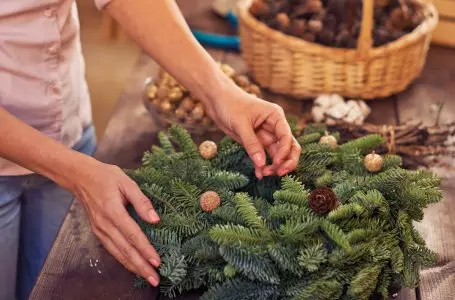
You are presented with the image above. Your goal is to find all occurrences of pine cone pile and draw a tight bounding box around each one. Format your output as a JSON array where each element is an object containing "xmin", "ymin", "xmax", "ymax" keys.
[
  {"xmin": 249, "ymin": 0, "xmax": 425, "ymax": 48},
  {"xmin": 145, "ymin": 64, "xmax": 262, "ymax": 129}
]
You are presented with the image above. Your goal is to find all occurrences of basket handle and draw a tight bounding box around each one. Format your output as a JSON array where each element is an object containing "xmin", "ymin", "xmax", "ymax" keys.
[{"xmin": 357, "ymin": 0, "xmax": 374, "ymax": 58}]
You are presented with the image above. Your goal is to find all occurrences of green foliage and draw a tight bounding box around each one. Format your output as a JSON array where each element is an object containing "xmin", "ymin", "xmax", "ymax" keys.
[{"xmin": 128, "ymin": 126, "xmax": 442, "ymax": 299}]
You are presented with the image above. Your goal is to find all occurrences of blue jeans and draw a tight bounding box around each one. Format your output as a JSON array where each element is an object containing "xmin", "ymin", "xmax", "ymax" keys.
[{"xmin": 0, "ymin": 126, "xmax": 96, "ymax": 300}]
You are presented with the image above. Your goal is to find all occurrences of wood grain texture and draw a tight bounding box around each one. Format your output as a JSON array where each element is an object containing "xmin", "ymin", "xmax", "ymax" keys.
[{"xmin": 31, "ymin": 0, "xmax": 455, "ymax": 299}]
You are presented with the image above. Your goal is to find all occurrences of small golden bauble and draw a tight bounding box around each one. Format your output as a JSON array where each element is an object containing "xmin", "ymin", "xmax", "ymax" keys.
[
  {"xmin": 191, "ymin": 104, "xmax": 205, "ymax": 121},
  {"xmin": 180, "ymin": 97, "xmax": 195, "ymax": 112},
  {"xmin": 364, "ymin": 151, "xmax": 383, "ymax": 173},
  {"xmin": 175, "ymin": 108, "xmax": 186, "ymax": 120},
  {"xmin": 151, "ymin": 98, "xmax": 161, "ymax": 109},
  {"xmin": 220, "ymin": 64, "xmax": 235, "ymax": 78},
  {"xmin": 146, "ymin": 84, "xmax": 157, "ymax": 99},
  {"xmin": 234, "ymin": 75, "xmax": 250, "ymax": 88},
  {"xmin": 157, "ymin": 86, "xmax": 170, "ymax": 100},
  {"xmin": 319, "ymin": 132, "xmax": 338, "ymax": 149},
  {"xmin": 199, "ymin": 140, "xmax": 218, "ymax": 160},
  {"xmin": 200, "ymin": 191, "xmax": 221, "ymax": 212},
  {"xmin": 160, "ymin": 72, "xmax": 178, "ymax": 87},
  {"xmin": 160, "ymin": 100, "xmax": 173, "ymax": 113},
  {"xmin": 168, "ymin": 87, "xmax": 184, "ymax": 102}
]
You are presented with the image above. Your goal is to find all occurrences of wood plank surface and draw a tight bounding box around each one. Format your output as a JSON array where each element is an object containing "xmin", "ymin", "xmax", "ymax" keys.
[{"xmin": 31, "ymin": 0, "xmax": 454, "ymax": 299}]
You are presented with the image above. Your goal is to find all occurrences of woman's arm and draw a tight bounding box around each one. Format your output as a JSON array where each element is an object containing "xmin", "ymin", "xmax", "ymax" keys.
[
  {"xmin": 0, "ymin": 108, "xmax": 162, "ymax": 286},
  {"xmin": 105, "ymin": 0, "xmax": 301, "ymax": 178}
]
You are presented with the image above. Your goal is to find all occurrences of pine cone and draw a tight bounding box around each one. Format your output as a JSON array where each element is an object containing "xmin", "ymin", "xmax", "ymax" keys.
[{"xmin": 309, "ymin": 187, "xmax": 339, "ymax": 215}]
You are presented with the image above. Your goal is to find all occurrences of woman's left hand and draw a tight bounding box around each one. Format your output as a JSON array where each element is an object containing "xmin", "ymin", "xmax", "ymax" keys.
[{"xmin": 203, "ymin": 84, "xmax": 301, "ymax": 179}]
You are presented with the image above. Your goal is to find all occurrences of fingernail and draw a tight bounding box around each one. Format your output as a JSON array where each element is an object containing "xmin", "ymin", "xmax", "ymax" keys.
[
  {"xmin": 148, "ymin": 210, "xmax": 160, "ymax": 223},
  {"xmin": 253, "ymin": 153, "xmax": 265, "ymax": 167},
  {"xmin": 148, "ymin": 276, "xmax": 159, "ymax": 287},
  {"xmin": 255, "ymin": 170, "xmax": 263, "ymax": 180},
  {"xmin": 278, "ymin": 169, "xmax": 288, "ymax": 176},
  {"xmin": 150, "ymin": 258, "xmax": 160, "ymax": 268}
]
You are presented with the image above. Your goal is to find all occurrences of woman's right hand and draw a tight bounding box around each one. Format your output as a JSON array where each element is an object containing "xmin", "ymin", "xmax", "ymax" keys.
[{"xmin": 71, "ymin": 159, "xmax": 161, "ymax": 287}]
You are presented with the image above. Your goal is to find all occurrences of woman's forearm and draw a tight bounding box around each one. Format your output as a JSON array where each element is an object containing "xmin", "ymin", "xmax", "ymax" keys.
[
  {"xmin": 0, "ymin": 108, "xmax": 98, "ymax": 191},
  {"xmin": 105, "ymin": 0, "xmax": 234, "ymax": 104}
]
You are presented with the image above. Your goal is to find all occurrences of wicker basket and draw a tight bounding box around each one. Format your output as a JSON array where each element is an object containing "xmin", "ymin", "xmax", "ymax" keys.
[{"xmin": 237, "ymin": 0, "xmax": 438, "ymax": 99}]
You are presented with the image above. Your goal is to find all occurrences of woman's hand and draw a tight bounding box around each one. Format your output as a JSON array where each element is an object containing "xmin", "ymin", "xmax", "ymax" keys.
[
  {"xmin": 203, "ymin": 84, "xmax": 301, "ymax": 179},
  {"xmin": 72, "ymin": 160, "xmax": 161, "ymax": 287}
]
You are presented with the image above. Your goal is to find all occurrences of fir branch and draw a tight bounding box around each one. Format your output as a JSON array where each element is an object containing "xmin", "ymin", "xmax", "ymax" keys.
[
  {"xmin": 273, "ymin": 190, "xmax": 308, "ymax": 207},
  {"xmin": 328, "ymin": 203, "xmax": 365, "ymax": 222},
  {"xmin": 297, "ymin": 132, "xmax": 322, "ymax": 145},
  {"xmin": 287, "ymin": 278, "xmax": 342, "ymax": 300},
  {"xmin": 170, "ymin": 179, "xmax": 202, "ymax": 211},
  {"xmin": 276, "ymin": 218, "xmax": 320, "ymax": 243},
  {"xmin": 382, "ymin": 154, "xmax": 403, "ymax": 170},
  {"xmin": 297, "ymin": 241, "xmax": 328, "ymax": 272},
  {"xmin": 200, "ymin": 278, "xmax": 278, "ymax": 300},
  {"xmin": 210, "ymin": 224, "xmax": 271, "ymax": 247},
  {"xmin": 212, "ymin": 204, "xmax": 245, "ymax": 225},
  {"xmin": 347, "ymin": 264, "xmax": 383, "ymax": 300},
  {"xmin": 376, "ymin": 267, "xmax": 392, "ymax": 299},
  {"xmin": 169, "ymin": 124, "xmax": 198, "ymax": 157},
  {"xmin": 159, "ymin": 250, "xmax": 187, "ymax": 285},
  {"xmin": 234, "ymin": 193, "xmax": 267, "ymax": 230},
  {"xmin": 320, "ymin": 221, "xmax": 352, "ymax": 252},
  {"xmin": 280, "ymin": 175, "xmax": 306, "ymax": 193},
  {"xmin": 219, "ymin": 245, "xmax": 280, "ymax": 284},
  {"xmin": 158, "ymin": 131, "xmax": 175, "ymax": 154},
  {"xmin": 339, "ymin": 134, "xmax": 385, "ymax": 155},
  {"xmin": 390, "ymin": 246, "xmax": 404, "ymax": 273},
  {"xmin": 315, "ymin": 171, "xmax": 333, "ymax": 187},
  {"xmin": 203, "ymin": 170, "xmax": 249, "ymax": 190},
  {"xmin": 268, "ymin": 243, "xmax": 305, "ymax": 276}
]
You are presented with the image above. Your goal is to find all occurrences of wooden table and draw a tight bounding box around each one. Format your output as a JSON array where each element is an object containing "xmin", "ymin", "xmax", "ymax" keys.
[{"xmin": 31, "ymin": 2, "xmax": 455, "ymax": 300}]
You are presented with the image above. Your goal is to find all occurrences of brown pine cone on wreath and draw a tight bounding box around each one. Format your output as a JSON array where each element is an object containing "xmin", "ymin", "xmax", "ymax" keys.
[{"xmin": 309, "ymin": 187, "xmax": 339, "ymax": 215}]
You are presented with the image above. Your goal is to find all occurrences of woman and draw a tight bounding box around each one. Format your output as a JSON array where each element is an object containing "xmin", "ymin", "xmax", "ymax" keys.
[{"xmin": 0, "ymin": 0, "xmax": 301, "ymax": 299}]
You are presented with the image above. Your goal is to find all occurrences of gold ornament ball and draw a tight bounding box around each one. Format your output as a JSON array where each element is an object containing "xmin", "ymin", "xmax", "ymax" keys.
[
  {"xmin": 146, "ymin": 84, "xmax": 158, "ymax": 99},
  {"xmin": 168, "ymin": 87, "xmax": 184, "ymax": 102},
  {"xmin": 191, "ymin": 104, "xmax": 205, "ymax": 121},
  {"xmin": 157, "ymin": 86, "xmax": 170, "ymax": 100},
  {"xmin": 180, "ymin": 97, "xmax": 195, "ymax": 112},
  {"xmin": 319, "ymin": 133, "xmax": 338, "ymax": 149},
  {"xmin": 200, "ymin": 191, "xmax": 221, "ymax": 212},
  {"xmin": 199, "ymin": 140, "xmax": 218, "ymax": 160},
  {"xmin": 175, "ymin": 108, "xmax": 186, "ymax": 120},
  {"xmin": 160, "ymin": 100, "xmax": 173, "ymax": 113},
  {"xmin": 151, "ymin": 98, "xmax": 161, "ymax": 109},
  {"xmin": 364, "ymin": 151, "xmax": 383, "ymax": 172}
]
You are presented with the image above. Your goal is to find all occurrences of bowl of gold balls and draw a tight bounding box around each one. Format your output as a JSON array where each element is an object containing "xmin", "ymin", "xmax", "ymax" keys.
[
  {"xmin": 144, "ymin": 63, "xmax": 262, "ymax": 134},
  {"xmin": 237, "ymin": 0, "xmax": 438, "ymax": 99}
]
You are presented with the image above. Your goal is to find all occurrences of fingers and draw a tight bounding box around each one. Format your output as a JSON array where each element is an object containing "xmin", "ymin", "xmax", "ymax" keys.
[
  {"xmin": 125, "ymin": 180, "xmax": 160, "ymax": 224},
  {"xmin": 234, "ymin": 122, "xmax": 266, "ymax": 169},
  {"xmin": 106, "ymin": 222, "xmax": 160, "ymax": 286},
  {"xmin": 111, "ymin": 206, "xmax": 161, "ymax": 267},
  {"xmin": 270, "ymin": 114, "xmax": 294, "ymax": 165}
]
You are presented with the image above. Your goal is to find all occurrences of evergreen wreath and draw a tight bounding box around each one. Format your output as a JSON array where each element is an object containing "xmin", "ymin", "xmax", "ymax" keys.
[{"xmin": 127, "ymin": 124, "xmax": 441, "ymax": 300}]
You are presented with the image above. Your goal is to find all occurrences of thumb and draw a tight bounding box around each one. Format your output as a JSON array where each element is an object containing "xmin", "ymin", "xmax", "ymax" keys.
[
  {"xmin": 125, "ymin": 181, "xmax": 160, "ymax": 224},
  {"xmin": 235, "ymin": 123, "xmax": 266, "ymax": 168}
]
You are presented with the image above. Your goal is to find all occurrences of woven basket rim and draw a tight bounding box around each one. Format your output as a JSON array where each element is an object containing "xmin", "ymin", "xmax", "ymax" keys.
[{"xmin": 237, "ymin": 0, "xmax": 439, "ymax": 59}]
